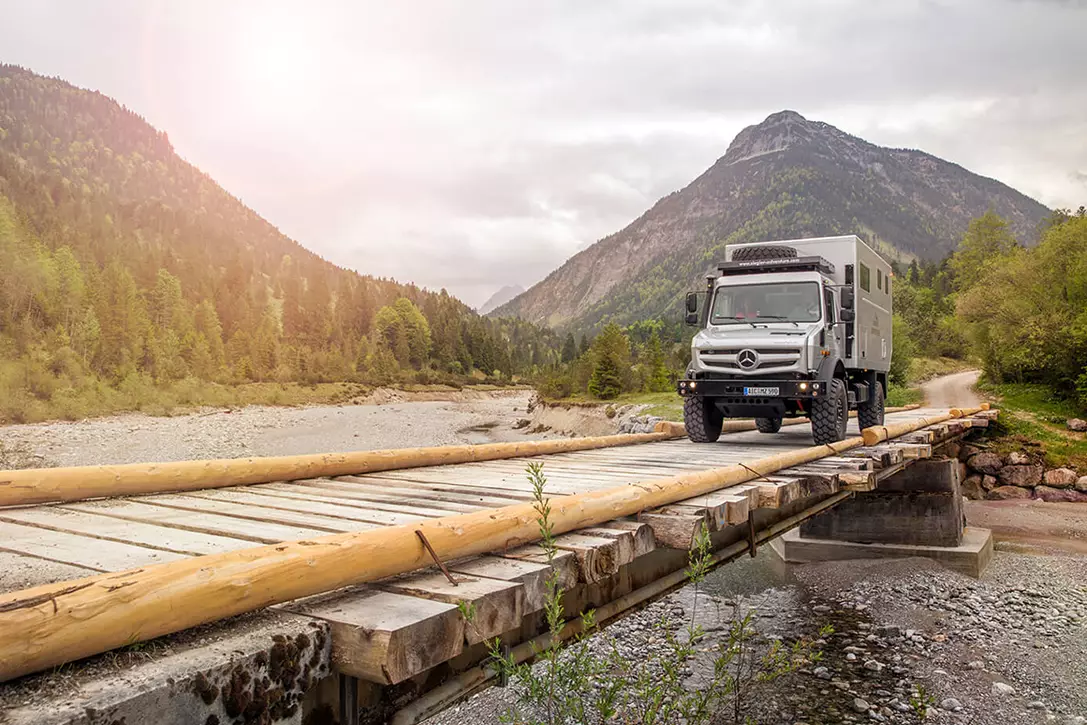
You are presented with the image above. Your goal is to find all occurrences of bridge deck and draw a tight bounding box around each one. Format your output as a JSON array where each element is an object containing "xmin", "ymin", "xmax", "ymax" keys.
[
  {"xmin": 0, "ymin": 407, "xmax": 941, "ymax": 590},
  {"xmin": 0, "ymin": 405, "xmax": 993, "ymax": 703}
]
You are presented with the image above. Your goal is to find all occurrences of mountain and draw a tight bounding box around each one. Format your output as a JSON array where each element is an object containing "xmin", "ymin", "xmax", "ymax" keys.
[
  {"xmin": 492, "ymin": 110, "xmax": 1050, "ymax": 333},
  {"xmin": 478, "ymin": 285, "xmax": 525, "ymax": 315},
  {"xmin": 0, "ymin": 64, "xmax": 556, "ymax": 421}
]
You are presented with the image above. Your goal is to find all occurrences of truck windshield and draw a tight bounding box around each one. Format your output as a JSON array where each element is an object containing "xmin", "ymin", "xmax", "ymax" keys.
[{"xmin": 710, "ymin": 282, "xmax": 822, "ymax": 324}]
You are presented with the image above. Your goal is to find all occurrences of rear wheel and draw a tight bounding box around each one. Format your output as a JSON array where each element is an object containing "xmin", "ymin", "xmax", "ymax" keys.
[
  {"xmin": 755, "ymin": 417, "xmax": 782, "ymax": 433},
  {"xmin": 684, "ymin": 395, "xmax": 723, "ymax": 443},
  {"xmin": 811, "ymin": 378, "xmax": 848, "ymax": 445},
  {"xmin": 858, "ymin": 380, "xmax": 886, "ymax": 430}
]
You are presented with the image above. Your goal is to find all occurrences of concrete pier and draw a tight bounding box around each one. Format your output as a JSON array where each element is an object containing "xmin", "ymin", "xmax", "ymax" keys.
[{"xmin": 772, "ymin": 458, "xmax": 994, "ymax": 577}]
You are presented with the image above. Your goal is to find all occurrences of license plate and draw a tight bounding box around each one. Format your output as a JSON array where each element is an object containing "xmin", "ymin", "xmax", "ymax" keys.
[{"xmin": 743, "ymin": 387, "xmax": 779, "ymax": 396}]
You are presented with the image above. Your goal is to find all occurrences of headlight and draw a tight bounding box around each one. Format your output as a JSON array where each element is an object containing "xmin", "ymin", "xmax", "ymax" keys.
[
  {"xmin": 679, "ymin": 381, "xmax": 687, "ymax": 388},
  {"xmin": 689, "ymin": 381, "xmax": 697, "ymax": 390},
  {"xmin": 799, "ymin": 382, "xmax": 808, "ymax": 391}
]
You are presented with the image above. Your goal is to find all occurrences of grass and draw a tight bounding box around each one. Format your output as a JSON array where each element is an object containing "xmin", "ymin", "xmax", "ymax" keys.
[
  {"xmin": 976, "ymin": 380, "xmax": 1087, "ymax": 471},
  {"xmin": 886, "ymin": 384, "xmax": 924, "ymax": 408},
  {"xmin": 907, "ymin": 356, "xmax": 977, "ymax": 382}
]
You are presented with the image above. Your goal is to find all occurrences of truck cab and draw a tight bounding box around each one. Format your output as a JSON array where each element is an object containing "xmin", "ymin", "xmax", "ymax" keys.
[{"xmin": 677, "ymin": 235, "xmax": 892, "ymax": 445}]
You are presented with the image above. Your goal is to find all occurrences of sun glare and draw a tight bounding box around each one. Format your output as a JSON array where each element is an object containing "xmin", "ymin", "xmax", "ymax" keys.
[{"xmin": 233, "ymin": 11, "xmax": 317, "ymax": 105}]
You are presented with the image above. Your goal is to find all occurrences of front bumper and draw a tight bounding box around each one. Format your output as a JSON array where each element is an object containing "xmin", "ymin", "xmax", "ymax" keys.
[{"xmin": 676, "ymin": 378, "xmax": 824, "ymax": 399}]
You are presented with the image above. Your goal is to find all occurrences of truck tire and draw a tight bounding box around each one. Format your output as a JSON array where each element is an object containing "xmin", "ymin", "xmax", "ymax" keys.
[
  {"xmin": 755, "ymin": 417, "xmax": 782, "ymax": 433},
  {"xmin": 858, "ymin": 380, "xmax": 885, "ymax": 430},
  {"xmin": 684, "ymin": 396, "xmax": 723, "ymax": 443},
  {"xmin": 731, "ymin": 245, "xmax": 799, "ymax": 262},
  {"xmin": 811, "ymin": 378, "xmax": 848, "ymax": 445}
]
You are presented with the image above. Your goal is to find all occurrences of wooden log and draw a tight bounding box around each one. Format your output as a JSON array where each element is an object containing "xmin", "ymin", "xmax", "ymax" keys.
[
  {"xmin": 0, "ymin": 430, "xmax": 681, "ymax": 508},
  {"xmin": 0, "ymin": 408, "xmax": 982, "ymax": 682}
]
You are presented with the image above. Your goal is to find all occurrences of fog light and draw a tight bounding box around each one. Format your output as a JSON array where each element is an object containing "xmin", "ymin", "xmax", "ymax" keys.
[
  {"xmin": 689, "ymin": 381, "xmax": 697, "ymax": 390},
  {"xmin": 812, "ymin": 391, "xmax": 819, "ymax": 397},
  {"xmin": 799, "ymin": 382, "xmax": 808, "ymax": 391}
]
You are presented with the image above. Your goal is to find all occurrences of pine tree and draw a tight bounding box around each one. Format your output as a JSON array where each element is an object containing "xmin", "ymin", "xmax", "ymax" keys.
[
  {"xmin": 644, "ymin": 330, "xmax": 671, "ymax": 392},
  {"xmin": 587, "ymin": 323, "xmax": 630, "ymax": 400},
  {"xmin": 561, "ymin": 332, "xmax": 577, "ymax": 363}
]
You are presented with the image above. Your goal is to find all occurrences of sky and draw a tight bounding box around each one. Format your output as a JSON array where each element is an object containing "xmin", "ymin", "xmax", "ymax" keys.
[{"xmin": 1, "ymin": 1, "xmax": 1085, "ymax": 308}]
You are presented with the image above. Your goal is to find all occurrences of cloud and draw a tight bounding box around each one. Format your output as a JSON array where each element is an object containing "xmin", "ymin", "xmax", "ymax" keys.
[{"xmin": 0, "ymin": 0, "xmax": 1084, "ymax": 306}]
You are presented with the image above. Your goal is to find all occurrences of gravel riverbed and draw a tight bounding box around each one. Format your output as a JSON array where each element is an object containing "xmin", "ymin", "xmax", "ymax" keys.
[
  {"xmin": 429, "ymin": 549, "xmax": 1087, "ymax": 725},
  {"xmin": 0, "ymin": 391, "xmax": 547, "ymax": 467}
]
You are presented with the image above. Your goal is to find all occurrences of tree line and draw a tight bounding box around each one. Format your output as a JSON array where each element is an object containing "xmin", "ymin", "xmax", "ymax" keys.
[
  {"xmin": 891, "ymin": 206, "xmax": 1087, "ymax": 409},
  {"xmin": 0, "ymin": 65, "xmax": 563, "ymax": 421}
]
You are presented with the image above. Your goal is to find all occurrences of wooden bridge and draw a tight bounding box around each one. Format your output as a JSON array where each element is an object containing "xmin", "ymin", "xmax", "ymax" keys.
[{"xmin": 0, "ymin": 405, "xmax": 994, "ymax": 725}]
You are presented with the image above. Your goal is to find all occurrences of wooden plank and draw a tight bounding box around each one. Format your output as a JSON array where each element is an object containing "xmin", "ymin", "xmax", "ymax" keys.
[
  {"xmin": 578, "ymin": 527, "xmax": 638, "ymax": 564},
  {"xmin": 62, "ymin": 500, "xmax": 328, "ymax": 543},
  {"xmin": 380, "ymin": 572, "xmax": 524, "ymax": 645},
  {"xmin": 187, "ymin": 488, "xmax": 444, "ymax": 525},
  {"xmin": 500, "ymin": 546, "xmax": 579, "ymax": 594},
  {"xmin": 332, "ymin": 476, "xmax": 533, "ymax": 505},
  {"xmin": 138, "ymin": 495, "xmax": 360, "ymax": 533},
  {"xmin": 636, "ymin": 512, "xmax": 705, "ymax": 550},
  {"xmin": 0, "ymin": 506, "xmax": 250, "ymax": 556},
  {"xmin": 0, "ymin": 521, "xmax": 186, "ymax": 572},
  {"xmin": 282, "ymin": 588, "xmax": 463, "ymax": 684},
  {"xmin": 655, "ymin": 489, "xmax": 749, "ymax": 529},
  {"xmin": 551, "ymin": 533, "xmax": 622, "ymax": 583},
  {"xmin": 252, "ymin": 482, "xmax": 471, "ymax": 516},
  {"xmin": 449, "ymin": 556, "xmax": 556, "ymax": 613},
  {"xmin": 597, "ymin": 520, "xmax": 656, "ymax": 556}
]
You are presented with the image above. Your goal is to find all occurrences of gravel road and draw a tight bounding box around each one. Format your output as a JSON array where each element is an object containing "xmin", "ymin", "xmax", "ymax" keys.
[
  {"xmin": 923, "ymin": 370, "xmax": 982, "ymax": 409},
  {"xmin": 0, "ymin": 390, "xmax": 546, "ymax": 468}
]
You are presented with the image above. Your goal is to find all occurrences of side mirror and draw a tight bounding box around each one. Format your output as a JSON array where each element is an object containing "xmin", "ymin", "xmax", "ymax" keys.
[
  {"xmin": 840, "ymin": 308, "xmax": 856, "ymax": 323},
  {"xmin": 840, "ymin": 286, "xmax": 855, "ymax": 310},
  {"xmin": 685, "ymin": 292, "xmax": 699, "ymax": 314}
]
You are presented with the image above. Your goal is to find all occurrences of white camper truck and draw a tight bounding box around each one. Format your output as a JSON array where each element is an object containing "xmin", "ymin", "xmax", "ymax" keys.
[{"xmin": 677, "ymin": 235, "xmax": 893, "ymax": 445}]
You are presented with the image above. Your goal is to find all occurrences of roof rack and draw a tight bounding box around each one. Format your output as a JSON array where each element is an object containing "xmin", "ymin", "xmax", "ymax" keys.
[{"xmin": 717, "ymin": 255, "xmax": 835, "ymax": 277}]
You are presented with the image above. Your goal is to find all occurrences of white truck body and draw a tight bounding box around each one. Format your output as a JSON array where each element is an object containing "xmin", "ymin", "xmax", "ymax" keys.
[{"xmin": 723, "ymin": 235, "xmax": 892, "ymax": 373}]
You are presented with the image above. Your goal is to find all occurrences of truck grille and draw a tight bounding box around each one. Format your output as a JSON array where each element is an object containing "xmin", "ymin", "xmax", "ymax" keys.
[{"xmin": 699, "ymin": 348, "xmax": 802, "ymax": 372}]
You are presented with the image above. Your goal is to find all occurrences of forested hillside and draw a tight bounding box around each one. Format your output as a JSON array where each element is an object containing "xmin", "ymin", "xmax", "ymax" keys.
[
  {"xmin": 495, "ymin": 110, "xmax": 1050, "ymax": 335},
  {"xmin": 0, "ymin": 65, "xmax": 558, "ymax": 422}
]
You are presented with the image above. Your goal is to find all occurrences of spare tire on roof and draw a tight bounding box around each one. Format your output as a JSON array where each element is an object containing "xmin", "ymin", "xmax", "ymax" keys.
[{"xmin": 731, "ymin": 245, "xmax": 799, "ymax": 262}]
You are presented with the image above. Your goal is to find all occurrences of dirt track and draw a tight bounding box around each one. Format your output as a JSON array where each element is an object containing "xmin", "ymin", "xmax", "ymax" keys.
[{"xmin": 922, "ymin": 368, "xmax": 981, "ymax": 408}]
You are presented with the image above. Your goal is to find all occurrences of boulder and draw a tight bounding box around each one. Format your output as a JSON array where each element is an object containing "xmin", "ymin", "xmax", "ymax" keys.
[
  {"xmin": 1043, "ymin": 468, "xmax": 1079, "ymax": 488},
  {"xmin": 1007, "ymin": 451, "xmax": 1031, "ymax": 465},
  {"xmin": 1034, "ymin": 485, "xmax": 1087, "ymax": 503},
  {"xmin": 959, "ymin": 444, "xmax": 982, "ymax": 462},
  {"xmin": 1067, "ymin": 418, "xmax": 1087, "ymax": 432},
  {"xmin": 982, "ymin": 474, "xmax": 1000, "ymax": 491},
  {"xmin": 986, "ymin": 485, "xmax": 1033, "ymax": 500},
  {"xmin": 967, "ymin": 451, "xmax": 1003, "ymax": 475},
  {"xmin": 1077, "ymin": 476, "xmax": 1087, "ymax": 493},
  {"xmin": 961, "ymin": 475, "xmax": 985, "ymax": 501},
  {"xmin": 998, "ymin": 464, "xmax": 1044, "ymax": 488}
]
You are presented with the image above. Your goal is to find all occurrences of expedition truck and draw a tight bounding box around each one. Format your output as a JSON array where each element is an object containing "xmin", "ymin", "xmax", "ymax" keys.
[{"xmin": 677, "ymin": 235, "xmax": 892, "ymax": 445}]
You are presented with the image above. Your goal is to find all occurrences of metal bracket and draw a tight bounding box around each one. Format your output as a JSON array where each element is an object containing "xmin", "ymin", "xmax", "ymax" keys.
[
  {"xmin": 747, "ymin": 516, "xmax": 758, "ymax": 558},
  {"xmin": 416, "ymin": 530, "xmax": 458, "ymax": 586}
]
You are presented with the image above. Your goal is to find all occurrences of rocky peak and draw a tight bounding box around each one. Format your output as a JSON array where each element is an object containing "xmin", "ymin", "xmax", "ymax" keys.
[{"xmin": 723, "ymin": 110, "xmax": 835, "ymax": 165}]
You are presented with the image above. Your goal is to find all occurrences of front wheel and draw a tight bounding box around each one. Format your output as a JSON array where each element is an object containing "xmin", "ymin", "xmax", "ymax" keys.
[
  {"xmin": 755, "ymin": 417, "xmax": 782, "ymax": 433},
  {"xmin": 811, "ymin": 378, "xmax": 848, "ymax": 445},
  {"xmin": 684, "ymin": 395, "xmax": 723, "ymax": 443},
  {"xmin": 858, "ymin": 380, "xmax": 886, "ymax": 430}
]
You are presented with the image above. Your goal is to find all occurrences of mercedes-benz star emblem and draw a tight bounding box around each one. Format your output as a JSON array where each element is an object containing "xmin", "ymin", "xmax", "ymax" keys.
[{"xmin": 737, "ymin": 349, "xmax": 759, "ymax": 370}]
